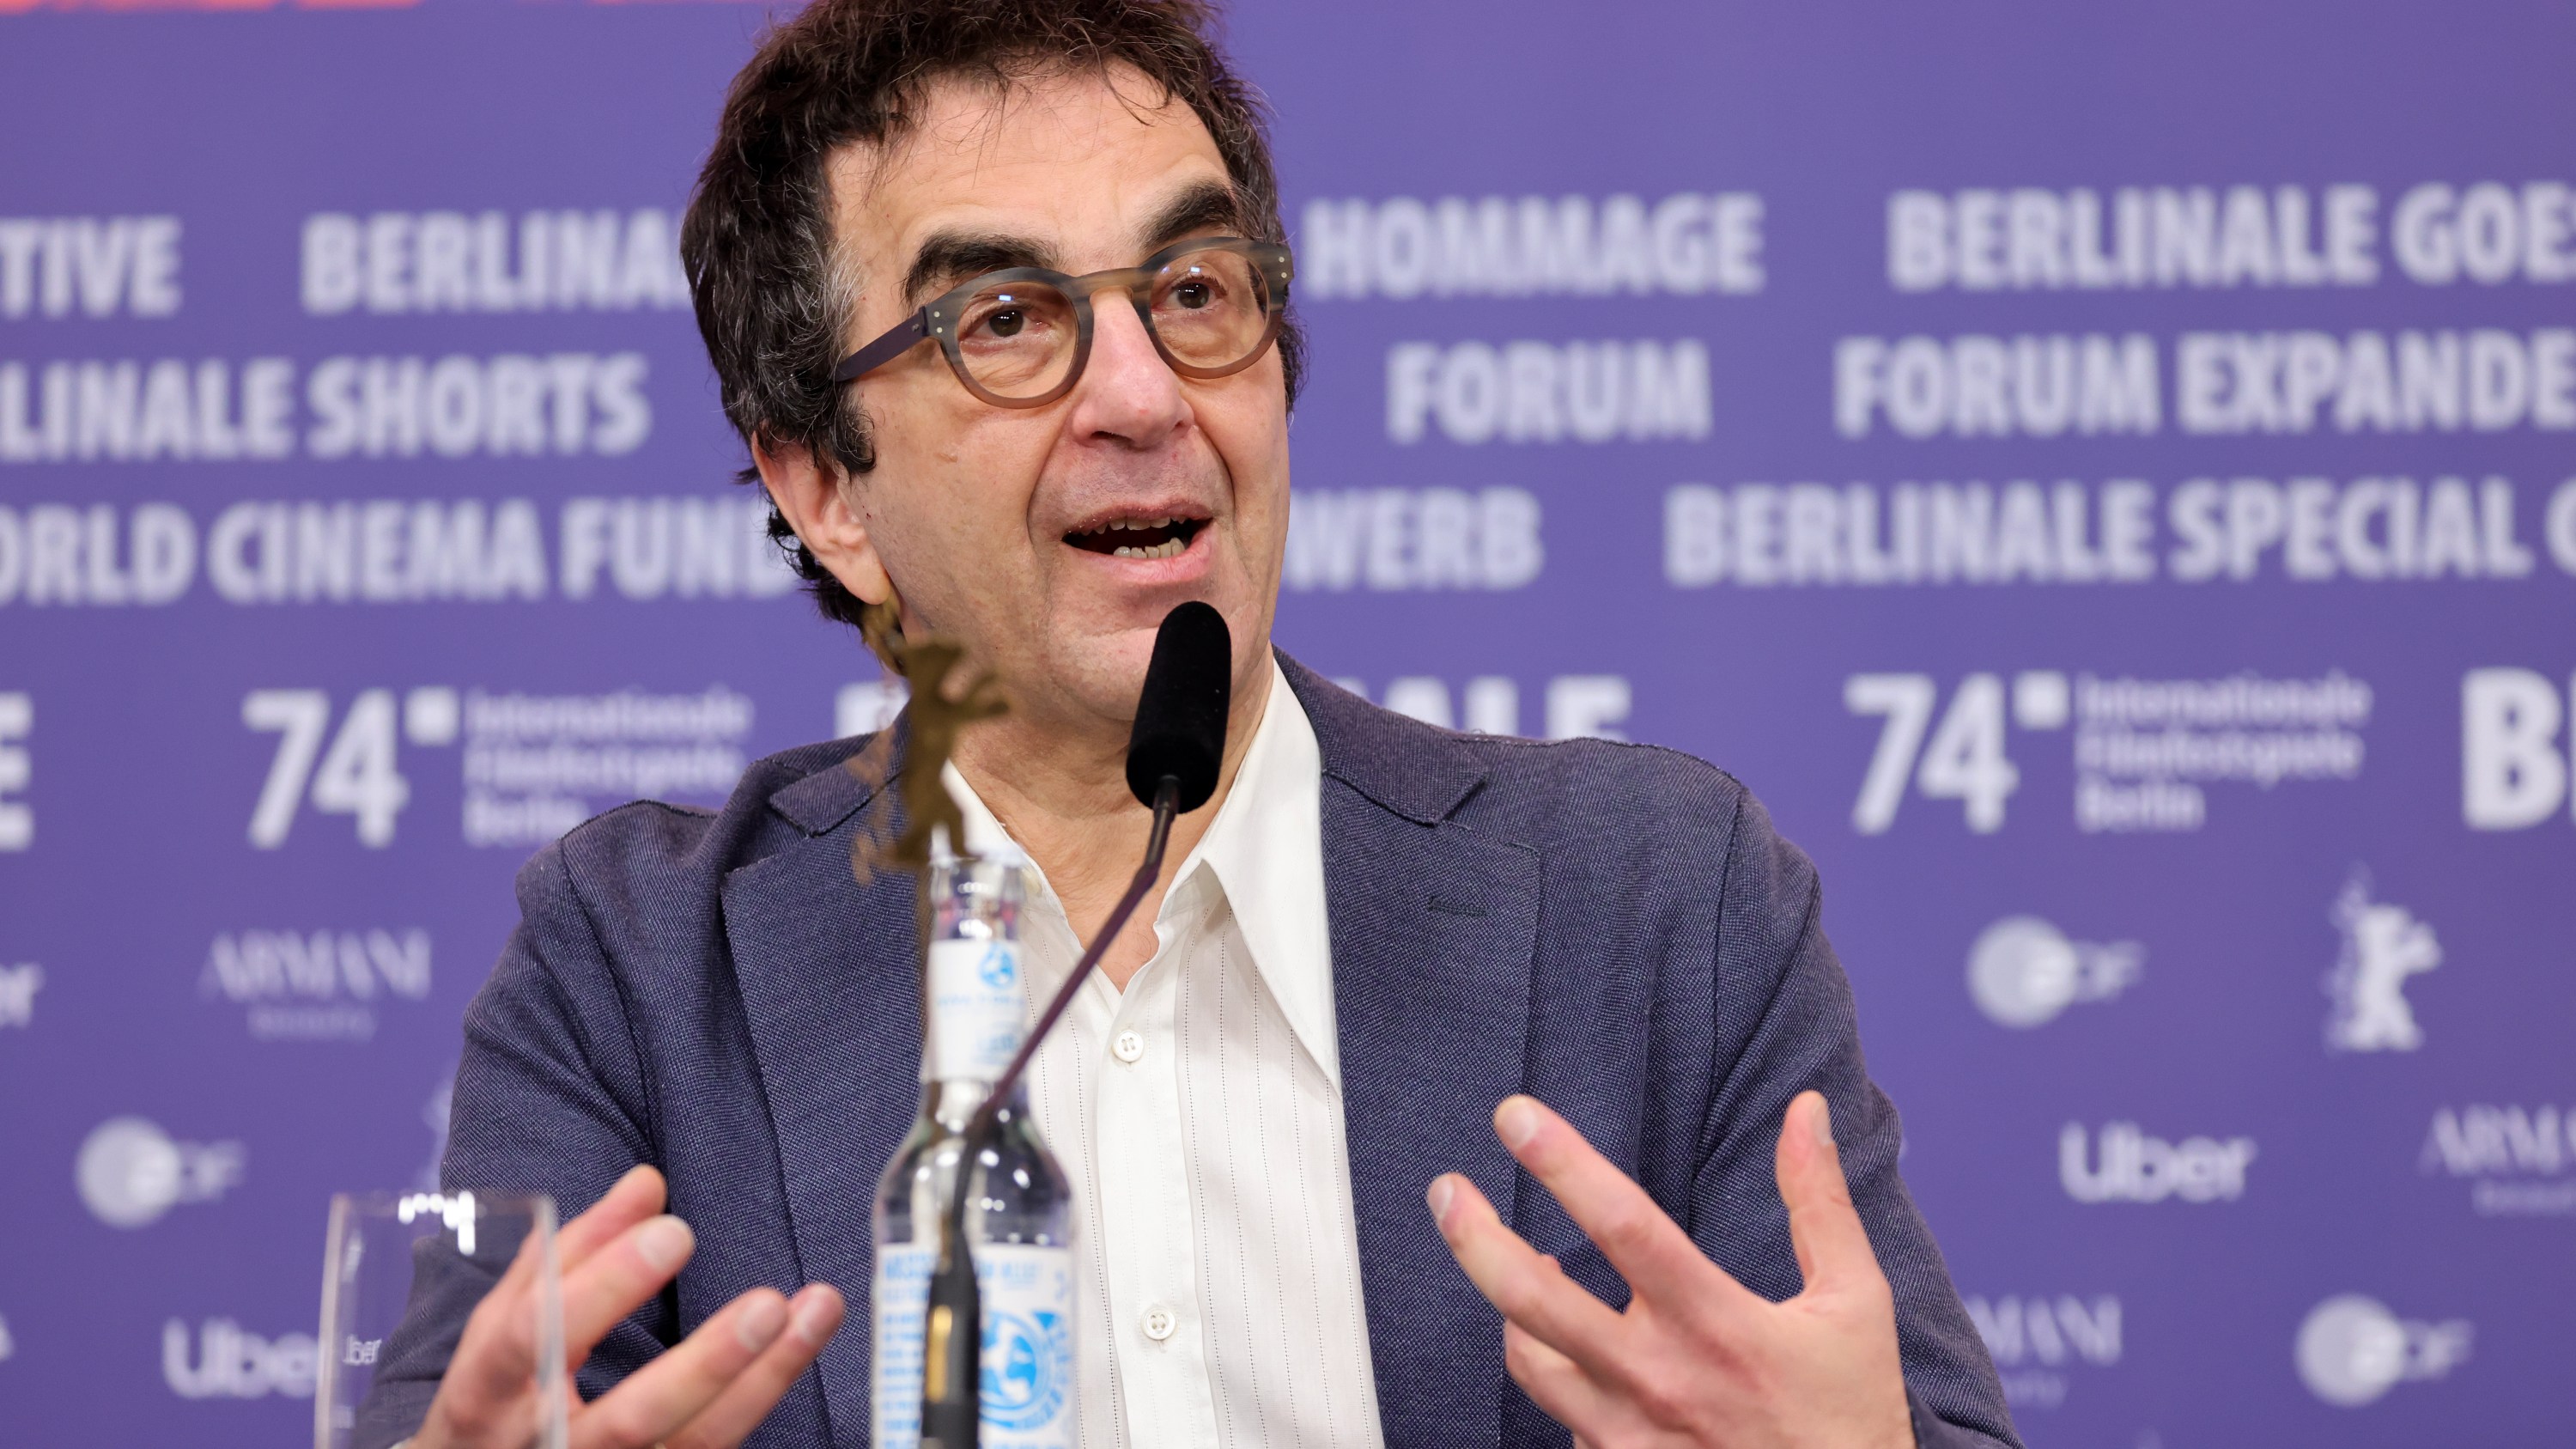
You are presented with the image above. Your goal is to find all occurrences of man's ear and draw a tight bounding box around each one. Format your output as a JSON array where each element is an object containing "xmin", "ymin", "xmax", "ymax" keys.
[{"xmin": 752, "ymin": 434, "xmax": 895, "ymax": 608}]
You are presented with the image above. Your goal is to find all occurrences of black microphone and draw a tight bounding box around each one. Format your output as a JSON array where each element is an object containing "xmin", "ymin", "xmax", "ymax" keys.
[
  {"xmin": 920, "ymin": 602, "xmax": 1232, "ymax": 1449},
  {"xmin": 1125, "ymin": 599, "xmax": 1230, "ymax": 813}
]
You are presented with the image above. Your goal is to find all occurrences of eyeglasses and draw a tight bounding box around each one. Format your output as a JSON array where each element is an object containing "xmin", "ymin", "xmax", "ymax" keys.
[{"xmin": 833, "ymin": 236, "xmax": 1294, "ymax": 408}]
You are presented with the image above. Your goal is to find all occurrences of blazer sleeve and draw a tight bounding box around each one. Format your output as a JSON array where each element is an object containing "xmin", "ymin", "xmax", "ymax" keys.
[
  {"xmin": 1687, "ymin": 788, "xmax": 2021, "ymax": 1449},
  {"xmin": 353, "ymin": 837, "xmax": 677, "ymax": 1447}
]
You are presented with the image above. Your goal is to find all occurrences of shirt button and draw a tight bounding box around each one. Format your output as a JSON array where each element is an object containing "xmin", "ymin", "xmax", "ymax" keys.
[
  {"xmin": 1141, "ymin": 1305, "xmax": 1177, "ymax": 1342},
  {"xmin": 1112, "ymin": 1029, "xmax": 1145, "ymax": 1064}
]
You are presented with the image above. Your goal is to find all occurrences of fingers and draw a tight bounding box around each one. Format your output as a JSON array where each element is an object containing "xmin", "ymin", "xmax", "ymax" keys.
[
  {"xmin": 418, "ymin": 1251, "xmax": 543, "ymax": 1446},
  {"xmin": 465, "ymin": 1164, "xmax": 667, "ymax": 1363},
  {"xmin": 568, "ymin": 1287, "xmax": 799, "ymax": 1449},
  {"xmin": 414, "ymin": 1166, "xmax": 679, "ymax": 1449},
  {"xmin": 663, "ymin": 1285, "xmax": 847, "ymax": 1449},
  {"xmin": 1772, "ymin": 1091, "xmax": 1878, "ymax": 1295},
  {"xmin": 1501, "ymin": 1319, "xmax": 1613, "ymax": 1441},
  {"xmin": 1427, "ymin": 1170, "xmax": 1630, "ymax": 1379},
  {"xmin": 557, "ymin": 1166, "xmax": 669, "ymax": 1274},
  {"xmin": 1492, "ymin": 1096, "xmax": 1754, "ymax": 1319},
  {"xmin": 564, "ymin": 1212, "xmax": 697, "ymax": 1357},
  {"xmin": 471, "ymin": 1164, "xmax": 665, "ymax": 1339}
]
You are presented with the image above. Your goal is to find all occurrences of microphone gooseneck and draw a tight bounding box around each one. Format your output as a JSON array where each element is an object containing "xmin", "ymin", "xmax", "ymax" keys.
[{"xmin": 920, "ymin": 602, "xmax": 1234, "ymax": 1449}]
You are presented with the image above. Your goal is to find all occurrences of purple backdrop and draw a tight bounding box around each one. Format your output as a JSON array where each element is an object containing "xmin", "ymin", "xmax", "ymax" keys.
[{"xmin": 3, "ymin": 1, "xmax": 2572, "ymax": 1443}]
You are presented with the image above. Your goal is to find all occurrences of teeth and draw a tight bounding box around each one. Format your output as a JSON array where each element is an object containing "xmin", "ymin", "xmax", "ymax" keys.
[
  {"xmin": 1101, "ymin": 516, "xmax": 1175, "ymax": 533},
  {"xmin": 1109, "ymin": 537, "xmax": 1188, "ymax": 560}
]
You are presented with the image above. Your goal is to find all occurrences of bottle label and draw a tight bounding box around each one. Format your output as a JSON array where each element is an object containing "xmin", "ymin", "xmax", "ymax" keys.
[
  {"xmin": 872, "ymin": 1243, "xmax": 1077, "ymax": 1449},
  {"xmin": 927, "ymin": 936, "xmax": 1023, "ymax": 1082},
  {"xmin": 872, "ymin": 1245, "xmax": 935, "ymax": 1449}
]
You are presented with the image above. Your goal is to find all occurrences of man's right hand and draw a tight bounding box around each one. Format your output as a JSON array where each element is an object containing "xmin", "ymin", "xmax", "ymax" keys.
[{"xmin": 416, "ymin": 1165, "xmax": 845, "ymax": 1449}]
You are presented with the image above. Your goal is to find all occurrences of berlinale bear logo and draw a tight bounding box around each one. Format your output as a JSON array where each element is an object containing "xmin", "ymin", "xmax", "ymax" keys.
[{"xmin": 2325, "ymin": 872, "xmax": 2441, "ymax": 1052}]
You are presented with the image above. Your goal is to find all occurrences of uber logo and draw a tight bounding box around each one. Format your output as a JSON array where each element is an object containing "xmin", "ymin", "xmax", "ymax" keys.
[
  {"xmin": 2059, "ymin": 1122, "xmax": 2257, "ymax": 1203},
  {"xmin": 163, "ymin": 1318, "xmax": 318, "ymax": 1400}
]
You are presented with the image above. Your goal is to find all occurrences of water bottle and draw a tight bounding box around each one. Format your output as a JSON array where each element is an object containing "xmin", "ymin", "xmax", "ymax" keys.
[{"xmin": 872, "ymin": 832, "xmax": 1076, "ymax": 1449}]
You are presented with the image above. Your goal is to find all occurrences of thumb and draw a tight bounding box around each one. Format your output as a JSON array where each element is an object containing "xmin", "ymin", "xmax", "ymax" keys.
[{"xmin": 1774, "ymin": 1090, "xmax": 1877, "ymax": 1296}]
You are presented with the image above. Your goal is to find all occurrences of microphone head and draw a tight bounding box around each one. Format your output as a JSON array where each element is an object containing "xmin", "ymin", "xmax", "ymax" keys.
[{"xmin": 1126, "ymin": 601, "xmax": 1232, "ymax": 813}]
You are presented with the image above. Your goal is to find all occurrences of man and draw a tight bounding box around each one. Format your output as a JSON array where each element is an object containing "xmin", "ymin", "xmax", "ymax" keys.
[{"xmin": 396, "ymin": 2, "xmax": 2018, "ymax": 1446}]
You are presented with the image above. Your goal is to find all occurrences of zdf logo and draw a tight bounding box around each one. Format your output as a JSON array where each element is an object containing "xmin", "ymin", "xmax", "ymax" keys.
[
  {"xmin": 1965, "ymin": 917, "xmax": 2141, "ymax": 1028},
  {"xmin": 75, "ymin": 1117, "xmax": 245, "ymax": 1228},
  {"xmin": 2295, "ymin": 1295, "xmax": 2470, "ymax": 1407}
]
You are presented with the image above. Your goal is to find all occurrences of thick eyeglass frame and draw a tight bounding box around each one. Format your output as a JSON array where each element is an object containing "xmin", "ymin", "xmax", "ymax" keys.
[{"xmin": 830, "ymin": 236, "xmax": 1295, "ymax": 409}]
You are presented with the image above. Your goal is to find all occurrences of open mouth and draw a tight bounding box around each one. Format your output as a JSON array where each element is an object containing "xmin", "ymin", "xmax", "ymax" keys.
[{"xmin": 1064, "ymin": 514, "xmax": 1207, "ymax": 561}]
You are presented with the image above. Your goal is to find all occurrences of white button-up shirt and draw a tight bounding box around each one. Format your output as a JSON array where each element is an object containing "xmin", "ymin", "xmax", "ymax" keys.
[{"xmin": 948, "ymin": 663, "xmax": 1386, "ymax": 1449}]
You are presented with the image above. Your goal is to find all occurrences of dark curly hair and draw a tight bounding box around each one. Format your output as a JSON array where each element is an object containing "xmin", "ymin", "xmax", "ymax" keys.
[{"xmin": 679, "ymin": 0, "xmax": 1302, "ymax": 658}]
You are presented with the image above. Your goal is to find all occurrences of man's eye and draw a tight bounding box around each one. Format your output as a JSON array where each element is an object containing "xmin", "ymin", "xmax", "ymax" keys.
[
  {"xmin": 1171, "ymin": 282, "xmax": 1212, "ymax": 310},
  {"xmin": 985, "ymin": 308, "xmax": 1025, "ymax": 338}
]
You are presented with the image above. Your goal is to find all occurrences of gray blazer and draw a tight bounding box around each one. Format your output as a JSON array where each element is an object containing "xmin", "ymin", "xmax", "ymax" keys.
[{"xmin": 401, "ymin": 654, "xmax": 2017, "ymax": 1448}]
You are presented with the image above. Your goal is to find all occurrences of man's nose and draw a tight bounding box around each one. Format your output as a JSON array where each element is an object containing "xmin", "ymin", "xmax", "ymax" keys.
[{"xmin": 1065, "ymin": 291, "xmax": 1191, "ymax": 447}]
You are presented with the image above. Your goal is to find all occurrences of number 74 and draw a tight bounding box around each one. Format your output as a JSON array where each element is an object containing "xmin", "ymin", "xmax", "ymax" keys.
[
  {"xmin": 242, "ymin": 689, "xmax": 410, "ymax": 848},
  {"xmin": 1844, "ymin": 673, "xmax": 2018, "ymax": 835}
]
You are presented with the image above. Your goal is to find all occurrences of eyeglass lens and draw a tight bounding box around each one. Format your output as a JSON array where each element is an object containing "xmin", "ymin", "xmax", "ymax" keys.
[{"xmin": 952, "ymin": 244, "xmax": 1275, "ymax": 401}]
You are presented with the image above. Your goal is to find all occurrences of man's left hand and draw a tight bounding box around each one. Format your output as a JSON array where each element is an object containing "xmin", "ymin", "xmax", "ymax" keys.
[{"xmin": 1429, "ymin": 1090, "xmax": 1912, "ymax": 1449}]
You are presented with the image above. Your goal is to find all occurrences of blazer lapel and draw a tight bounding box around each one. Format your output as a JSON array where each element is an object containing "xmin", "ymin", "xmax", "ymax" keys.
[
  {"xmin": 1292, "ymin": 660, "xmax": 1540, "ymax": 1449},
  {"xmin": 721, "ymin": 746, "xmax": 920, "ymax": 1447}
]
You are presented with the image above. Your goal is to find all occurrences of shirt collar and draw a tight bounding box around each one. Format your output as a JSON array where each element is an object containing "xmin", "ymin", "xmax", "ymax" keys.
[{"xmin": 943, "ymin": 659, "xmax": 1339, "ymax": 1084}]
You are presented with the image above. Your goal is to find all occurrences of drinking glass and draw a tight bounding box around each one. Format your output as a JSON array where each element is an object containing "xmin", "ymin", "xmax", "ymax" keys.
[{"xmin": 315, "ymin": 1190, "xmax": 567, "ymax": 1449}]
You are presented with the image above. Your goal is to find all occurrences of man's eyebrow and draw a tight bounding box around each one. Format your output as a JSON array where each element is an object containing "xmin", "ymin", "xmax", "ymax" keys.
[
  {"xmin": 903, "ymin": 231, "xmax": 1060, "ymax": 303},
  {"xmin": 1137, "ymin": 180, "xmax": 1249, "ymax": 252},
  {"xmin": 896, "ymin": 181, "xmax": 1244, "ymax": 302}
]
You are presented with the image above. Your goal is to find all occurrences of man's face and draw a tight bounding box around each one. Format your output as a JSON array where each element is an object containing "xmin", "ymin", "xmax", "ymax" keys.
[{"xmin": 817, "ymin": 66, "xmax": 1290, "ymax": 729}]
